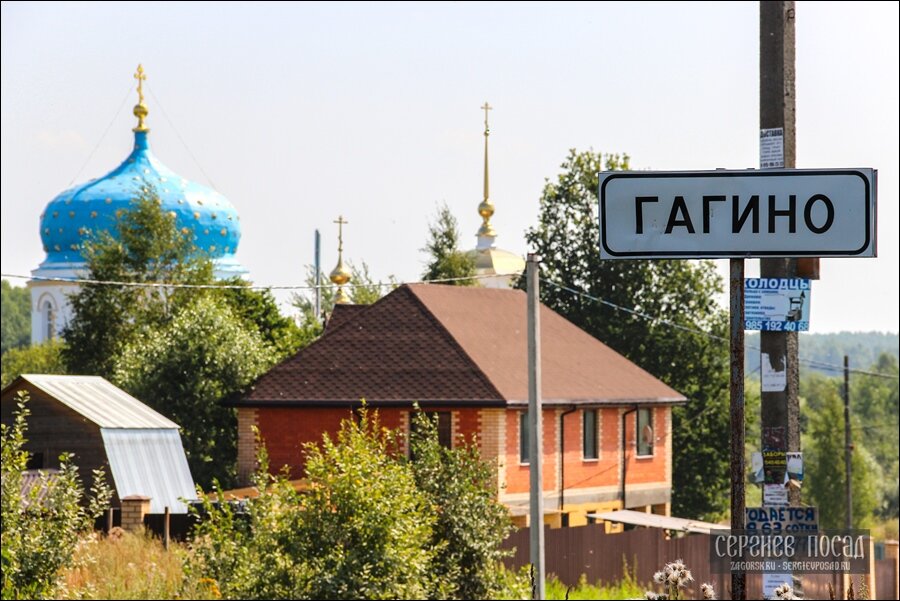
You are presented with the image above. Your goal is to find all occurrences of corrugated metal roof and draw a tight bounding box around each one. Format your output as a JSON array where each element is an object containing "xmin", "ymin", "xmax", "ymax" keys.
[
  {"xmin": 101, "ymin": 429, "xmax": 196, "ymax": 513},
  {"xmin": 588, "ymin": 509, "xmax": 728, "ymax": 535},
  {"xmin": 20, "ymin": 375, "xmax": 179, "ymax": 429}
]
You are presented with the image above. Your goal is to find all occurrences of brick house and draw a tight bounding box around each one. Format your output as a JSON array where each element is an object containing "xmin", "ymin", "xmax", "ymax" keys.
[{"xmin": 234, "ymin": 284, "xmax": 685, "ymax": 527}]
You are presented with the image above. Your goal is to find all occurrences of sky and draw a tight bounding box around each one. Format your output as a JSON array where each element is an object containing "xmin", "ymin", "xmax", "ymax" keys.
[{"xmin": 2, "ymin": 1, "xmax": 898, "ymax": 334}]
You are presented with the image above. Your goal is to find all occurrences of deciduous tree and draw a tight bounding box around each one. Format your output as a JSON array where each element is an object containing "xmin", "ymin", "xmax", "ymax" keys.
[{"xmin": 524, "ymin": 149, "xmax": 731, "ymax": 520}]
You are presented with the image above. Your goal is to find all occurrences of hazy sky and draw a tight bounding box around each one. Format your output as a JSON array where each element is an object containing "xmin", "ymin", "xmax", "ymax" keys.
[{"xmin": 2, "ymin": 1, "xmax": 897, "ymax": 334}]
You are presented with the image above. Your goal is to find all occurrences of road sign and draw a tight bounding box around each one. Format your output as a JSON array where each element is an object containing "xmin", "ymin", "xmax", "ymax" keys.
[
  {"xmin": 598, "ymin": 169, "xmax": 876, "ymax": 258},
  {"xmin": 744, "ymin": 278, "xmax": 811, "ymax": 331}
]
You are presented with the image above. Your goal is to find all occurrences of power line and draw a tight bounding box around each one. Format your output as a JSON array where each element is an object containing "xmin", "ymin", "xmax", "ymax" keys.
[
  {"xmin": 4, "ymin": 270, "xmax": 897, "ymax": 380},
  {"xmin": 0, "ymin": 271, "xmax": 509, "ymax": 292},
  {"xmin": 543, "ymin": 279, "xmax": 899, "ymax": 381}
]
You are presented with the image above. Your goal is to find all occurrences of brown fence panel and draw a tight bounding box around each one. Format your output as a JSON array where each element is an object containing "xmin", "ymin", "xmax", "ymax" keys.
[{"xmin": 875, "ymin": 558, "xmax": 898, "ymax": 600}]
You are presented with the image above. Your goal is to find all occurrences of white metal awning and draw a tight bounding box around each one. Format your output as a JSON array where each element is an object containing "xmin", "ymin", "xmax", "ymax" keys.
[{"xmin": 587, "ymin": 509, "xmax": 728, "ymax": 535}]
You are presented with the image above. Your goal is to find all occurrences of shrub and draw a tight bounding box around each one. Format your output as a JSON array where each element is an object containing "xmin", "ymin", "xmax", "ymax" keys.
[{"xmin": 1, "ymin": 392, "xmax": 112, "ymax": 599}]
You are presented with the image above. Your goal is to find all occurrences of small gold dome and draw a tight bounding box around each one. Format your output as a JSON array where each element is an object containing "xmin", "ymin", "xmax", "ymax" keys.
[{"xmin": 330, "ymin": 260, "xmax": 351, "ymax": 287}]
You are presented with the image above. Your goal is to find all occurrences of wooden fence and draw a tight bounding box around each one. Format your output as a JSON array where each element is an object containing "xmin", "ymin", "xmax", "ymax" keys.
[{"xmin": 502, "ymin": 525, "xmax": 896, "ymax": 600}]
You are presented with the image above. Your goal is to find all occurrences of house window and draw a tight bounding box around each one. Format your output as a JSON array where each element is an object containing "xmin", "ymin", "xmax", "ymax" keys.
[
  {"xmin": 637, "ymin": 408, "xmax": 654, "ymax": 457},
  {"xmin": 519, "ymin": 411, "xmax": 529, "ymax": 464},
  {"xmin": 583, "ymin": 409, "xmax": 598, "ymax": 459},
  {"xmin": 409, "ymin": 411, "xmax": 452, "ymax": 454}
]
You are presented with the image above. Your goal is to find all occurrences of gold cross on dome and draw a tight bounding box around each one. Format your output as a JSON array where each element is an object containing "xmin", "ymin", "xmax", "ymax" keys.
[{"xmin": 134, "ymin": 64, "xmax": 147, "ymax": 104}]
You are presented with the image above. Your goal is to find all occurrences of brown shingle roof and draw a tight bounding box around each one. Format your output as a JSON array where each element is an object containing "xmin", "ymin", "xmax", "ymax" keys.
[{"xmin": 241, "ymin": 284, "xmax": 684, "ymax": 406}]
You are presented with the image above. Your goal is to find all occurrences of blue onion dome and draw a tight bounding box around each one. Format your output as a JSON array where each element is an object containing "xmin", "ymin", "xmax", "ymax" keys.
[{"xmin": 38, "ymin": 66, "xmax": 245, "ymax": 277}]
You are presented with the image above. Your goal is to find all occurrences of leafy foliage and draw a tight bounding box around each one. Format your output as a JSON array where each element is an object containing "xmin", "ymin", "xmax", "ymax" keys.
[
  {"xmin": 408, "ymin": 411, "xmax": 514, "ymax": 599},
  {"xmin": 216, "ymin": 278, "xmax": 306, "ymax": 361},
  {"xmin": 802, "ymin": 374, "xmax": 879, "ymax": 528},
  {"xmin": 189, "ymin": 409, "xmax": 518, "ymax": 600},
  {"xmin": 62, "ymin": 190, "xmax": 214, "ymax": 378},
  {"xmin": 1, "ymin": 392, "xmax": 112, "ymax": 599},
  {"xmin": 113, "ymin": 296, "xmax": 275, "ymax": 488},
  {"xmin": 61, "ymin": 193, "xmax": 300, "ymax": 486},
  {"xmin": 850, "ymin": 353, "xmax": 899, "ymax": 518},
  {"xmin": 420, "ymin": 203, "xmax": 477, "ymax": 285},
  {"xmin": 1, "ymin": 340, "xmax": 67, "ymax": 389},
  {"xmin": 189, "ymin": 410, "xmax": 437, "ymax": 599},
  {"xmin": 1, "ymin": 280, "xmax": 31, "ymax": 355},
  {"xmin": 523, "ymin": 149, "xmax": 730, "ymax": 519}
]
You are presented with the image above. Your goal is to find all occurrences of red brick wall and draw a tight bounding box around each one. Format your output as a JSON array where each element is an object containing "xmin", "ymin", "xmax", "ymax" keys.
[
  {"xmin": 252, "ymin": 404, "xmax": 670, "ymax": 490},
  {"xmin": 624, "ymin": 406, "xmax": 667, "ymax": 484},
  {"xmin": 505, "ymin": 409, "xmax": 558, "ymax": 494},
  {"xmin": 560, "ymin": 408, "xmax": 620, "ymax": 490},
  {"xmin": 256, "ymin": 407, "xmax": 353, "ymax": 478},
  {"xmin": 254, "ymin": 406, "xmax": 485, "ymax": 478}
]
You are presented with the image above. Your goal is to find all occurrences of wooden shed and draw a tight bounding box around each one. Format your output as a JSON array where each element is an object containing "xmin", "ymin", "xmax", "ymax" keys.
[{"xmin": 1, "ymin": 374, "xmax": 196, "ymax": 513}]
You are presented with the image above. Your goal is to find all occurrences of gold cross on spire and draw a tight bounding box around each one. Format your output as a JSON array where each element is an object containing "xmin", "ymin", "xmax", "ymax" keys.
[
  {"xmin": 334, "ymin": 215, "xmax": 348, "ymax": 253},
  {"xmin": 481, "ymin": 101, "xmax": 492, "ymax": 134},
  {"xmin": 330, "ymin": 215, "xmax": 352, "ymax": 304}
]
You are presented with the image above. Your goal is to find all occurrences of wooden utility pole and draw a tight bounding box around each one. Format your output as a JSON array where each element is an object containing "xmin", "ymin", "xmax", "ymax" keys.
[
  {"xmin": 526, "ymin": 253, "xmax": 545, "ymax": 600},
  {"xmin": 844, "ymin": 355, "xmax": 852, "ymax": 529},
  {"xmin": 760, "ymin": 0, "xmax": 801, "ymax": 495}
]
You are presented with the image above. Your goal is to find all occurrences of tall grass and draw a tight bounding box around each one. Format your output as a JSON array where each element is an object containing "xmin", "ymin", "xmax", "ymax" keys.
[{"xmin": 56, "ymin": 529, "xmax": 215, "ymax": 600}]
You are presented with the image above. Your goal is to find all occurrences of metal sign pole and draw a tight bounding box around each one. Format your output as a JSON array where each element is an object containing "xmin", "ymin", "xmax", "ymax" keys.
[{"xmin": 730, "ymin": 258, "xmax": 746, "ymax": 600}]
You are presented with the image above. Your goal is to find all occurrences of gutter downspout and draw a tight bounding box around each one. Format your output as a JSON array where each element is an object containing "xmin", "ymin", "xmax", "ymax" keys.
[
  {"xmin": 558, "ymin": 406, "xmax": 577, "ymax": 519},
  {"xmin": 621, "ymin": 405, "xmax": 639, "ymax": 510}
]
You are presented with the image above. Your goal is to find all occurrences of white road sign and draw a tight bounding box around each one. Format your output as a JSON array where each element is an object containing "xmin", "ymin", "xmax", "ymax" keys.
[{"xmin": 598, "ymin": 169, "xmax": 876, "ymax": 258}]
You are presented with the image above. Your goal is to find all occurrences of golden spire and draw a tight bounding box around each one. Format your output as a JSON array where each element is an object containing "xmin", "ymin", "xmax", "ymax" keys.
[
  {"xmin": 477, "ymin": 101, "xmax": 496, "ymax": 241},
  {"xmin": 133, "ymin": 64, "xmax": 149, "ymax": 132},
  {"xmin": 329, "ymin": 215, "xmax": 352, "ymax": 305}
]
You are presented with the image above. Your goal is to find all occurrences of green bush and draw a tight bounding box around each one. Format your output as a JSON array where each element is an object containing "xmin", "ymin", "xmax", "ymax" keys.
[
  {"xmin": 408, "ymin": 410, "xmax": 515, "ymax": 599},
  {"xmin": 1, "ymin": 392, "xmax": 111, "ymax": 599},
  {"xmin": 188, "ymin": 408, "xmax": 520, "ymax": 600}
]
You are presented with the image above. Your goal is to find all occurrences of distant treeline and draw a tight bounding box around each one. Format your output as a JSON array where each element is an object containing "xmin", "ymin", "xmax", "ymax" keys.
[{"xmin": 745, "ymin": 331, "xmax": 899, "ymax": 376}]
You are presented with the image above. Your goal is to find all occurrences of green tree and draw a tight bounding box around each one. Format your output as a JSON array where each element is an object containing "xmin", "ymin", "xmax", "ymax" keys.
[
  {"xmin": 113, "ymin": 296, "xmax": 275, "ymax": 488},
  {"xmin": 189, "ymin": 410, "xmax": 438, "ymax": 599},
  {"xmin": 217, "ymin": 278, "xmax": 306, "ymax": 362},
  {"xmin": 1, "ymin": 340, "xmax": 67, "ymax": 389},
  {"xmin": 849, "ymin": 353, "xmax": 899, "ymax": 518},
  {"xmin": 421, "ymin": 203, "xmax": 477, "ymax": 285},
  {"xmin": 523, "ymin": 149, "xmax": 731, "ymax": 520},
  {"xmin": 802, "ymin": 375, "xmax": 879, "ymax": 528},
  {"xmin": 1, "ymin": 280, "xmax": 31, "ymax": 355},
  {"xmin": 1, "ymin": 392, "xmax": 112, "ymax": 599},
  {"xmin": 408, "ymin": 411, "xmax": 514, "ymax": 600},
  {"xmin": 62, "ymin": 190, "xmax": 214, "ymax": 378}
]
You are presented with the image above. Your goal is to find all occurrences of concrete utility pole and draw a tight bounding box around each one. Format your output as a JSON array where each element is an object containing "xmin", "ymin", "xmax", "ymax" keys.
[
  {"xmin": 760, "ymin": 0, "xmax": 801, "ymax": 498},
  {"xmin": 526, "ymin": 253, "xmax": 546, "ymax": 600},
  {"xmin": 844, "ymin": 355, "xmax": 852, "ymax": 529}
]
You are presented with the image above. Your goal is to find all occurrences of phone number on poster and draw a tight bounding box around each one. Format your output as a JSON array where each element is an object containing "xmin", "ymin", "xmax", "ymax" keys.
[{"xmin": 744, "ymin": 320, "xmax": 809, "ymax": 332}]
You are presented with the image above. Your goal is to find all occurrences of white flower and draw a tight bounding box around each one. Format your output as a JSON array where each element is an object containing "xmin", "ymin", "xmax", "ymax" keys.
[
  {"xmin": 700, "ymin": 582, "xmax": 717, "ymax": 600},
  {"xmin": 774, "ymin": 583, "xmax": 795, "ymax": 600},
  {"xmin": 653, "ymin": 571, "xmax": 666, "ymax": 584}
]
